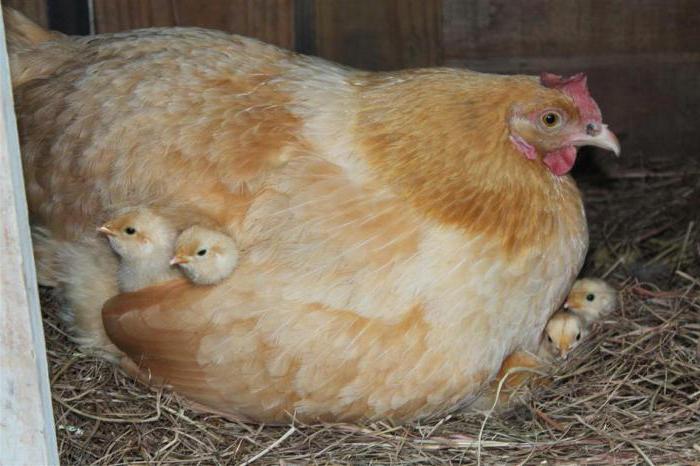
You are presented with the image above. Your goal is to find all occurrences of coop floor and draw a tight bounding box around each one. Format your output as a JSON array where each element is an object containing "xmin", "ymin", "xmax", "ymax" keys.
[{"xmin": 41, "ymin": 152, "xmax": 700, "ymax": 465}]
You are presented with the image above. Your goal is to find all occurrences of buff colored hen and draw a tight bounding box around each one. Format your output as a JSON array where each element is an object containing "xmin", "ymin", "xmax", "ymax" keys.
[{"xmin": 6, "ymin": 8, "xmax": 620, "ymax": 423}]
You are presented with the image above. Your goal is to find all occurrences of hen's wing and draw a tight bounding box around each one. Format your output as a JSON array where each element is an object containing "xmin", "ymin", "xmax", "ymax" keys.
[
  {"xmin": 103, "ymin": 280, "xmax": 217, "ymax": 393},
  {"xmin": 102, "ymin": 278, "xmax": 305, "ymax": 423}
]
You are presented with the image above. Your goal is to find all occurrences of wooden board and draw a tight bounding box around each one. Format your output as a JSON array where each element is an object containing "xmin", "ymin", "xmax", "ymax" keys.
[
  {"xmin": 299, "ymin": 0, "xmax": 442, "ymax": 70},
  {"xmin": 443, "ymin": 0, "xmax": 700, "ymax": 61},
  {"xmin": 93, "ymin": 0, "xmax": 295, "ymax": 49},
  {"xmin": 0, "ymin": 6, "xmax": 59, "ymax": 466}
]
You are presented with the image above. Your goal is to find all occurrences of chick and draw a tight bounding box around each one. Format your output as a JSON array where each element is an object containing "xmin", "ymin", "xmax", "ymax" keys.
[
  {"xmin": 564, "ymin": 278, "xmax": 618, "ymax": 324},
  {"xmin": 170, "ymin": 226, "xmax": 239, "ymax": 285},
  {"xmin": 98, "ymin": 208, "xmax": 180, "ymax": 292},
  {"xmin": 541, "ymin": 310, "xmax": 588, "ymax": 360}
]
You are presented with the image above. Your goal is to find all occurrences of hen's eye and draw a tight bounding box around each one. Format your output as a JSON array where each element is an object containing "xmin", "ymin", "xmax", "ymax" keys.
[
  {"xmin": 197, "ymin": 249, "xmax": 207, "ymax": 256},
  {"xmin": 576, "ymin": 332, "xmax": 581, "ymax": 341},
  {"xmin": 541, "ymin": 112, "xmax": 560, "ymax": 128},
  {"xmin": 547, "ymin": 335, "xmax": 552, "ymax": 343},
  {"xmin": 125, "ymin": 227, "xmax": 136, "ymax": 235},
  {"xmin": 586, "ymin": 294, "xmax": 595, "ymax": 302}
]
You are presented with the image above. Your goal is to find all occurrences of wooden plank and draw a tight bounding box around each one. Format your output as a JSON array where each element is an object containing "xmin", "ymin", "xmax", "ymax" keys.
[
  {"xmin": 2, "ymin": 0, "xmax": 48, "ymax": 27},
  {"xmin": 0, "ymin": 6, "xmax": 59, "ymax": 466},
  {"xmin": 307, "ymin": 0, "xmax": 442, "ymax": 70},
  {"xmin": 93, "ymin": 0, "xmax": 295, "ymax": 49},
  {"xmin": 443, "ymin": 0, "xmax": 700, "ymax": 62}
]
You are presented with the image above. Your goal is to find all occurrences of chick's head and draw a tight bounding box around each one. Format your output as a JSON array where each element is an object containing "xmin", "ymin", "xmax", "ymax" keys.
[
  {"xmin": 565, "ymin": 278, "xmax": 618, "ymax": 319},
  {"xmin": 171, "ymin": 226, "xmax": 239, "ymax": 285},
  {"xmin": 98, "ymin": 208, "xmax": 175, "ymax": 260},
  {"xmin": 543, "ymin": 310, "xmax": 588, "ymax": 360}
]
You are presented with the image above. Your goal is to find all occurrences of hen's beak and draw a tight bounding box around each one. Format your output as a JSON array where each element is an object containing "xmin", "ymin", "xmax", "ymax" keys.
[
  {"xmin": 97, "ymin": 226, "xmax": 116, "ymax": 236},
  {"xmin": 170, "ymin": 255, "xmax": 189, "ymax": 266},
  {"xmin": 573, "ymin": 124, "xmax": 620, "ymax": 156}
]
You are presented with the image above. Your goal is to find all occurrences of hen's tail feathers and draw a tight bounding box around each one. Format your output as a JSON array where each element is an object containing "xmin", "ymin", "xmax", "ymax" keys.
[
  {"xmin": 55, "ymin": 239, "xmax": 122, "ymax": 359},
  {"xmin": 31, "ymin": 226, "xmax": 62, "ymax": 287},
  {"xmin": 2, "ymin": 7, "xmax": 61, "ymax": 49},
  {"xmin": 3, "ymin": 7, "xmax": 71, "ymax": 87},
  {"xmin": 31, "ymin": 229, "xmax": 123, "ymax": 359}
]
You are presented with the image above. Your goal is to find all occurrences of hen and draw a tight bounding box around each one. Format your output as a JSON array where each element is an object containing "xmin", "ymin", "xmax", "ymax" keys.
[{"xmin": 6, "ymin": 8, "xmax": 619, "ymax": 423}]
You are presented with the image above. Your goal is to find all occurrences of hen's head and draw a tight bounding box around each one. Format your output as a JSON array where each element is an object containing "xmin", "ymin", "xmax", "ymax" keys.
[
  {"xmin": 98, "ymin": 208, "xmax": 175, "ymax": 260},
  {"xmin": 171, "ymin": 226, "xmax": 239, "ymax": 285},
  {"xmin": 508, "ymin": 73, "xmax": 620, "ymax": 176}
]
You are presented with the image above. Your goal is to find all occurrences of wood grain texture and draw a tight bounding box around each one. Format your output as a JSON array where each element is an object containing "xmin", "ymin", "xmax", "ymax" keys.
[
  {"xmin": 0, "ymin": 7, "xmax": 58, "ymax": 465},
  {"xmin": 306, "ymin": 0, "xmax": 442, "ymax": 70},
  {"xmin": 2, "ymin": 0, "xmax": 48, "ymax": 27},
  {"xmin": 93, "ymin": 0, "xmax": 295, "ymax": 49},
  {"xmin": 443, "ymin": 0, "xmax": 700, "ymax": 61}
]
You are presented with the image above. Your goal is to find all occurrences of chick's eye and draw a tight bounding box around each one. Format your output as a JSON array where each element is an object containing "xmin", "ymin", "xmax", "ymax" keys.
[
  {"xmin": 576, "ymin": 332, "xmax": 581, "ymax": 341},
  {"xmin": 197, "ymin": 249, "xmax": 207, "ymax": 256},
  {"xmin": 586, "ymin": 294, "xmax": 595, "ymax": 302},
  {"xmin": 541, "ymin": 112, "xmax": 560, "ymax": 128},
  {"xmin": 125, "ymin": 227, "xmax": 136, "ymax": 235},
  {"xmin": 547, "ymin": 335, "xmax": 552, "ymax": 343}
]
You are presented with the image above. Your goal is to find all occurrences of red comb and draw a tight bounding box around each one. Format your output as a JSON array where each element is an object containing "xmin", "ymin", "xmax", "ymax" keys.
[
  {"xmin": 540, "ymin": 72, "xmax": 601, "ymax": 122},
  {"xmin": 540, "ymin": 72, "xmax": 586, "ymax": 89}
]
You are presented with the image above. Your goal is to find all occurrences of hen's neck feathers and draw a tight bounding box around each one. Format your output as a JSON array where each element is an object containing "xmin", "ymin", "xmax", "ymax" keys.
[{"xmin": 354, "ymin": 69, "xmax": 584, "ymax": 256}]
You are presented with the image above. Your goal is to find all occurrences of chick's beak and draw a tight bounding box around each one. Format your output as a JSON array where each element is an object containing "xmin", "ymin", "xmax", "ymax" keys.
[
  {"xmin": 573, "ymin": 124, "xmax": 621, "ymax": 156},
  {"xmin": 170, "ymin": 255, "xmax": 189, "ymax": 266},
  {"xmin": 97, "ymin": 226, "xmax": 116, "ymax": 236}
]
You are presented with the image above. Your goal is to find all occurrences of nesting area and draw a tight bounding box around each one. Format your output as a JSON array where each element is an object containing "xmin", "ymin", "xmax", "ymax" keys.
[{"xmin": 42, "ymin": 152, "xmax": 699, "ymax": 465}]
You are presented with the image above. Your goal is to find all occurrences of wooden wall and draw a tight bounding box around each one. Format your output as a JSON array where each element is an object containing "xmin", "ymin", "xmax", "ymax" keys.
[
  {"xmin": 6, "ymin": 0, "xmax": 700, "ymax": 159},
  {"xmin": 92, "ymin": 0, "xmax": 295, "ymax": 49},
  {"xmin": 296, "ymin": 0, "xmax": 442, "ymax": 70}
]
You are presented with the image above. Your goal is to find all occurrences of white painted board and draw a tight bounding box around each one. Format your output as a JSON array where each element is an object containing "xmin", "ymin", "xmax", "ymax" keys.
[{"xmin": 0, "ymin": 6, "xmax": 60, "ymax": 466}]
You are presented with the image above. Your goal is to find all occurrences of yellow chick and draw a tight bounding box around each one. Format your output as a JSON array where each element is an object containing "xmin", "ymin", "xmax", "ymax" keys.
[
  {"xmin": 98, "ymin": 208, "xmax": 180, "ymax": 292},
  {"xmin": 170, "ymin": 226, "xmax": 239, "ymax": 285},
  {"xmin": 541, "ymin": 310, "xmax": 588, "ymax": 360},
  {"xmin": 564, "ymin": 278, "xmax": 618, "ymax": 324}
]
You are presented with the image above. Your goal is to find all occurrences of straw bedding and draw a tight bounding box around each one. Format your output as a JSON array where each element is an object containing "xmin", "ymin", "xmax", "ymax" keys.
[{"xmin": 42, "ymin": 151, "xmax": 700, "ymax": 465}]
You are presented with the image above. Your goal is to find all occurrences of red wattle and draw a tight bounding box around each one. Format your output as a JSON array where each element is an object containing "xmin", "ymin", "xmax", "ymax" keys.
[{"xmin": 543, "ymin": 146, "xmax": 577, "ymax": 176}]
